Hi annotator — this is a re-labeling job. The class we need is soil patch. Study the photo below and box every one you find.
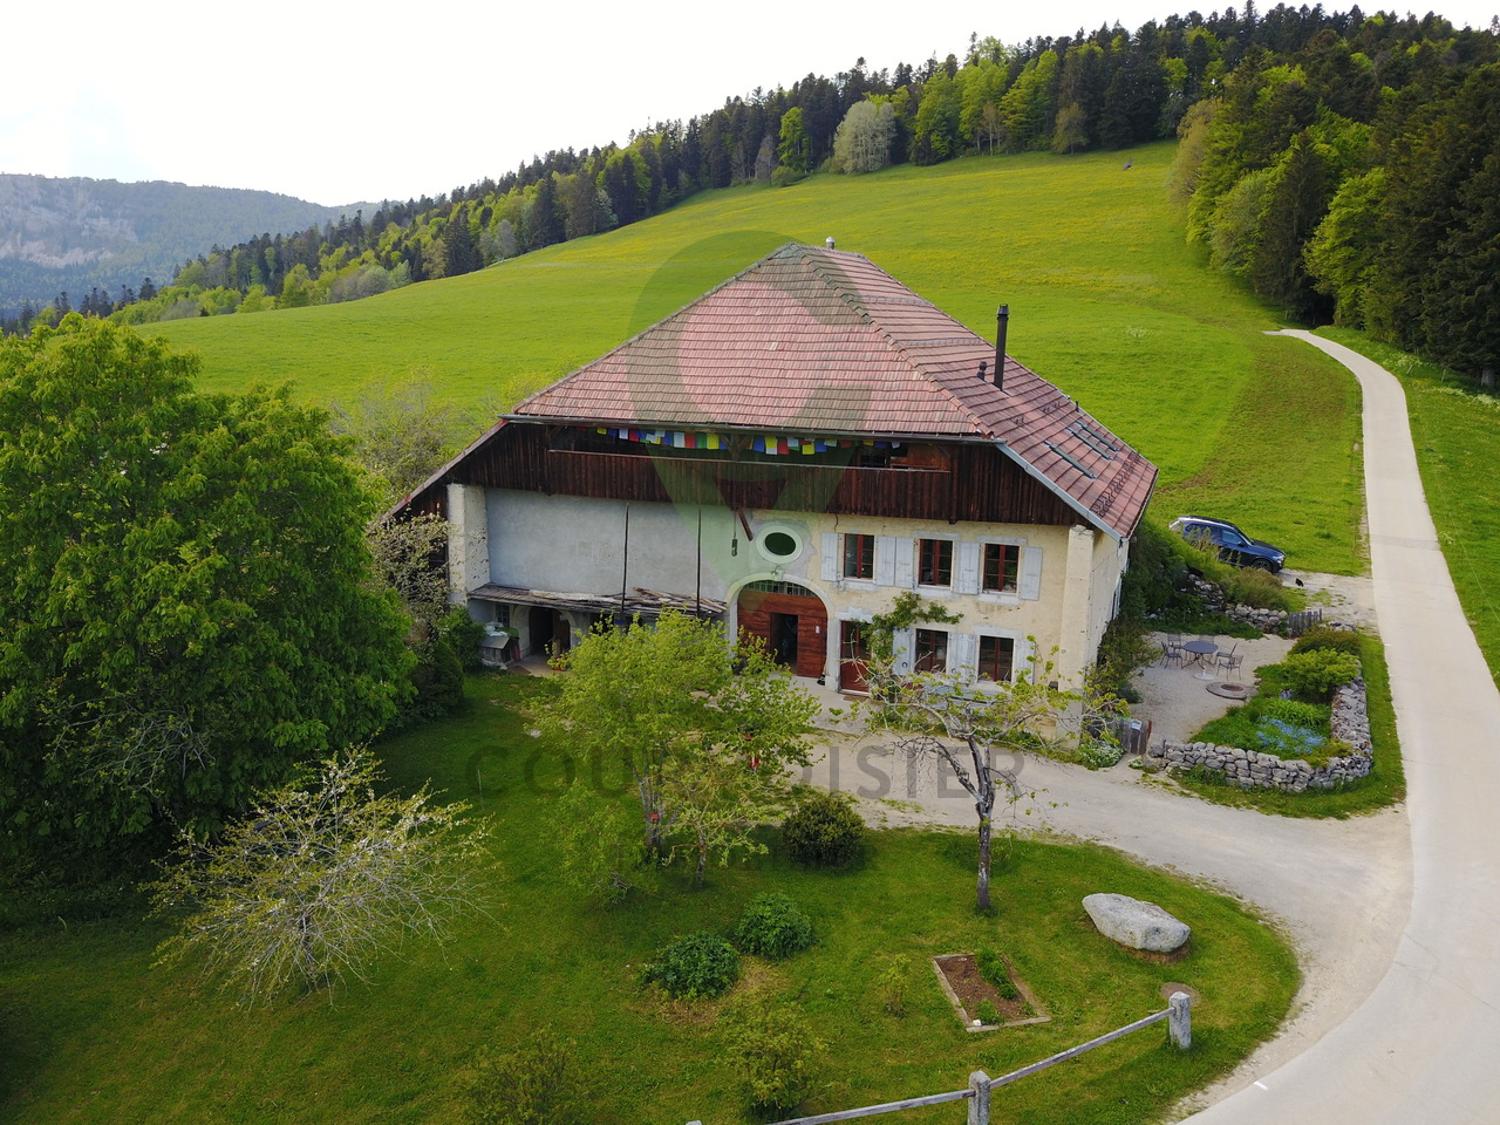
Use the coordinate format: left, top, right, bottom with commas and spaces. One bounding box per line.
932, 953, 1049, 1031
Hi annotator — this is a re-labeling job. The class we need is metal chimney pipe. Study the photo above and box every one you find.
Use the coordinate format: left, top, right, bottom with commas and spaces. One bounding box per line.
994, 305, 1009, 391
825, 236, 836, 249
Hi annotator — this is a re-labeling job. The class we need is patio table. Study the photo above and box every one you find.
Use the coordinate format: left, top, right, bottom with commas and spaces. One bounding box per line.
1182, 640, 1218, 680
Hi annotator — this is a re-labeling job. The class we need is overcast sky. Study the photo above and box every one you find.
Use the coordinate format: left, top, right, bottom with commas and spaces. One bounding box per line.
6, 0, 1496, 205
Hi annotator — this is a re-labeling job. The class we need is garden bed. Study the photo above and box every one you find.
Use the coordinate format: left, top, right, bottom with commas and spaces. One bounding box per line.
932, 953, 1049, 1031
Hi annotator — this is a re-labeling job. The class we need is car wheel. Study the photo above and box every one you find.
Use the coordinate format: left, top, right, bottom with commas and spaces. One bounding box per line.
1250, 559, 1277, 572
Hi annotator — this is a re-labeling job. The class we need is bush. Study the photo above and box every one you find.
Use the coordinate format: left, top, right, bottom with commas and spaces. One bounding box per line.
403, 631, 464, 723
1078, 739, 1125, 769
465, 1030, 587, 1125
1291, 626, 1362, 656
641, 932, 740, 999
1280, 649, 1361, 700
1222, 565, 1294, 611
781, 790, 864, 867
720, 997, 824, 1112
976, 947, 1020, 1001
732, 893, 814, 960
439, 606, 488, 671
1260, 698, 1331, 728
976, 1000, 1000, 1025
877, 955, 911, 1017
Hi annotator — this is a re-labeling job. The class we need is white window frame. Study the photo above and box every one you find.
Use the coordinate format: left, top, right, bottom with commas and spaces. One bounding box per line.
912, 624, 954, 674
755, 523, 805, 565
838, 530, 879, 589
976, 534, 1027, 605
914, 532, 959, 596
968, 626, 1030, 688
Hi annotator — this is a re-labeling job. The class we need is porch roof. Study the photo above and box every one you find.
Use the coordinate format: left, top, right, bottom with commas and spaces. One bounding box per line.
468, 583, 726, 618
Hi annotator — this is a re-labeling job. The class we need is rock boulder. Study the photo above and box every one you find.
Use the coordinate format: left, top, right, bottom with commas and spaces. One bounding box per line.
1083, 893, 1190, 953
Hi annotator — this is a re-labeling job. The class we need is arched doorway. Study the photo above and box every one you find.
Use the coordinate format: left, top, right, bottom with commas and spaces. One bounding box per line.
733, 578, 828, 679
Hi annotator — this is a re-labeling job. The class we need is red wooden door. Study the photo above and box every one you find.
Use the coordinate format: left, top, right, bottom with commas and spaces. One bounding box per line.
840, 621, 870, 693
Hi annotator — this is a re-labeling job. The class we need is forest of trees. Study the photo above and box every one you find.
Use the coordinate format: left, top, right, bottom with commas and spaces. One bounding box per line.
3, 6, 1494, 379
1174, 21, 1498, 381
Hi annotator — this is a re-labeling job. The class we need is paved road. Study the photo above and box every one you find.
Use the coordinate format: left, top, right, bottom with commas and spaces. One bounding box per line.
1191, 331, 1500, 1122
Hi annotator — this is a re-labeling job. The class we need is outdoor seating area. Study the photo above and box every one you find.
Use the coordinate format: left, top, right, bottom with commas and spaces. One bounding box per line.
1133, 631, 1295, 745
1158, 634, 1245, 681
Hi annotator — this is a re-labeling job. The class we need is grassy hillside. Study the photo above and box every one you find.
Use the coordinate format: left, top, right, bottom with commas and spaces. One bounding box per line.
147, 142, 1364, 574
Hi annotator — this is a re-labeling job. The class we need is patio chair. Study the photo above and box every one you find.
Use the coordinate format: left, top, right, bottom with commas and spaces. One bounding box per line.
1220, 652, 1245, 676
1215, 643, 1239, 672
1160, 642, 1183, 669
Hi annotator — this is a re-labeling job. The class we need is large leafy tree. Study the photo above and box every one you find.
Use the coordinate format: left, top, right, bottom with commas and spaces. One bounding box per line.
0, 318, 412, 864
540, 612, 817, 866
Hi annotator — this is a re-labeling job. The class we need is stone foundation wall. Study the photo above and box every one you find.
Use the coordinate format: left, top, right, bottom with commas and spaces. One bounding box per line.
1144, 679, 1372, 793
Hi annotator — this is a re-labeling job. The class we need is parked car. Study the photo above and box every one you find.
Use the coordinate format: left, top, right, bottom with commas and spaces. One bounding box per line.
1168, 515, 1287, 572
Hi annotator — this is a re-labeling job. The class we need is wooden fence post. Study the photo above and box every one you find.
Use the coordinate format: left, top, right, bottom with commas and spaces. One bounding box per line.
967, 1070, 991, 1124
1168, 991, 1192, 1050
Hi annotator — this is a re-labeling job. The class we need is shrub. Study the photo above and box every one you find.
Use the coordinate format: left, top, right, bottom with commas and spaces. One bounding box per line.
401, 630, 464, 724
465, 1030, 587, 1125
976, 1000, 1000, 1025
1078, 739, 1125, 769
1260, 698, 1331, 728
976, 947, 1020, 1001
781, 790, 864, 867
439, 606, 489, 671
732, 893, 814, 960
641, 932, 739, 999
1222, 565, 1294, 611
877, 955, 911, 1017
720, 997, 824, 1111
1280, 649, 1361, 700
1290, 626, 1362, 656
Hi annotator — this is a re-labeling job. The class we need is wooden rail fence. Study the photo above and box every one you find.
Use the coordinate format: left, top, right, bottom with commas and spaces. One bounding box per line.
687, 993, 1192, 1125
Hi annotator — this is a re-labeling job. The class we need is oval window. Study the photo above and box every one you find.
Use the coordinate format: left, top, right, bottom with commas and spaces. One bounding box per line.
763, 531, 798, 558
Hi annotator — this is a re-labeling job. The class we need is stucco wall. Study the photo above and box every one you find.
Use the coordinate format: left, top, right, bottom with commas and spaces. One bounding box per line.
476, 488, 1122, 683
1087, 531, 1129, 658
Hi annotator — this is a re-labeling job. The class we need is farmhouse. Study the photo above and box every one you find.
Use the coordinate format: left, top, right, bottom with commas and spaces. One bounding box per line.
395, 242, 1156, 690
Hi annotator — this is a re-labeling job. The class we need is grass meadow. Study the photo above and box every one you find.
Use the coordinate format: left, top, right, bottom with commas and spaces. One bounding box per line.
0, 675, 1298, 1123
145, 142, 1364, 574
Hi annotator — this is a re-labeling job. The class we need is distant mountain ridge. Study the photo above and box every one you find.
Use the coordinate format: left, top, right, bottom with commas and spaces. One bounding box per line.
0, 174, 369, 312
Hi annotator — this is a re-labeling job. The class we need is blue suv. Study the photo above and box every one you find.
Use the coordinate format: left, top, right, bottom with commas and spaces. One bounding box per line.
1168, 515, 1287, 573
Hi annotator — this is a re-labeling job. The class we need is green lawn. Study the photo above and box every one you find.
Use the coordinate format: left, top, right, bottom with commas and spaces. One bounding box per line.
1316, 328, 1500, 685
142, 143, 1363, 573
1, 675, 1298, 1123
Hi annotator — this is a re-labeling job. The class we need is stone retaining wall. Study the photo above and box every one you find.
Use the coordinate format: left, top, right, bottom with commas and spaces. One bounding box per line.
1144, 679, 1372, 793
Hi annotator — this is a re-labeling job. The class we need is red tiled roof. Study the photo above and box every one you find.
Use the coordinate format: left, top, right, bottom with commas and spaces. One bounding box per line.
513, 243, 1156, 538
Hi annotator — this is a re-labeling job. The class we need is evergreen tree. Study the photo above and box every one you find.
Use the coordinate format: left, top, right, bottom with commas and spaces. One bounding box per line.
443, 209, 479, 277
527, 175, 565, 250
1250, 131, 1330, 319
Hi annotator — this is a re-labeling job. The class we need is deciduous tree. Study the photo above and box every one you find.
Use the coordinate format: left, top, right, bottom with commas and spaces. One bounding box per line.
540, 612, 817, 863
151, 746, 491, 1002
0, 319, 412, 862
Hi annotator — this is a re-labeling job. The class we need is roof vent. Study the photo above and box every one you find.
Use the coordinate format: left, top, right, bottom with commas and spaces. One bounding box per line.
825, 236, 836, 250
976, 359, 987, 380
